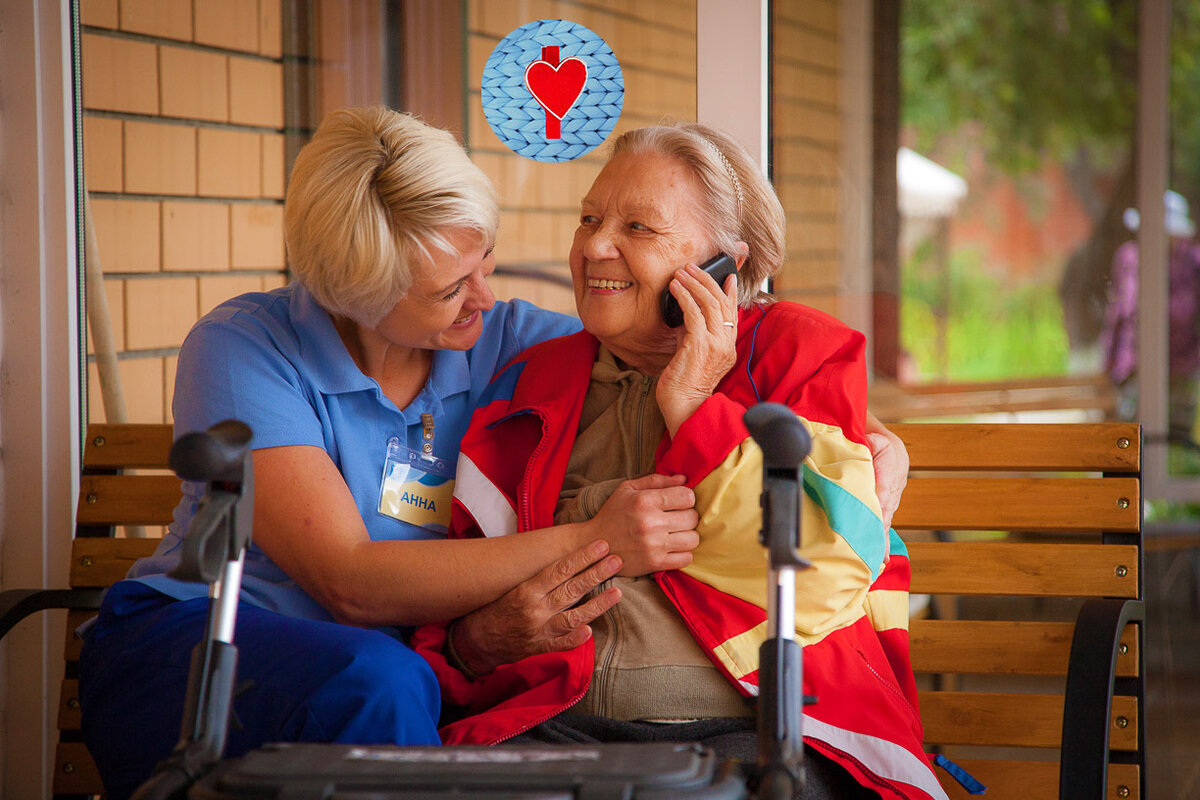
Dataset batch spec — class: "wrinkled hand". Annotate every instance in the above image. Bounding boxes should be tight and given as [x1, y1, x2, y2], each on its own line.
[450, 540, 623, 677]
[865, 413, 909, 533]
[586, 473, 700, 577]
[657, 265, 739, 437]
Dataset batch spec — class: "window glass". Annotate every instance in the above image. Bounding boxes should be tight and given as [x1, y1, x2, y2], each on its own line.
[896, 1, 1136, 425]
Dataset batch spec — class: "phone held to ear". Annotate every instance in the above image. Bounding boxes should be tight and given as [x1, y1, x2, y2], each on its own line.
[660, 252, 738, 328]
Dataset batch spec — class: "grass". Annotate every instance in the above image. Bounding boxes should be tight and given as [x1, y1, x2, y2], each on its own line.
[900, 244, 1070, 381]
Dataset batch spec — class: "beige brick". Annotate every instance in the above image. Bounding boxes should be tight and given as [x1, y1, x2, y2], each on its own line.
[81, 33, 158, 114]
[259, 0, 283, 58]
[81, 0, 118, 29]
[122, 357, 168, 423]
[230, 203, 284, 268]
[198, 128, 261, 198]
[163, 201, 231, 270]
[87, 356, 167, 423]
[120, 0, 192, 40]
[198, 274, 263, 316]
[86, 277, 125, 354]
[160, 45, 229, 122]
[194, 0, 259, 52]
[88, 198, 161, 272]
[83, 116, 123, 193]
[124, 120, 197, 195]
[164, 354, 179, 422]
[228, 57, 283, 128]
[261, 134, 285, 198]
[125, 276, 199, 350]
[261, 272, 288, 291]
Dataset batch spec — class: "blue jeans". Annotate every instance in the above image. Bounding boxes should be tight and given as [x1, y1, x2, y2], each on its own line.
[80, 581, 441, 800]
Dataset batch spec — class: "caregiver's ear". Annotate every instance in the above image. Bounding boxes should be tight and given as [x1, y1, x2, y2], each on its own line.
[732, 241, 749, 270]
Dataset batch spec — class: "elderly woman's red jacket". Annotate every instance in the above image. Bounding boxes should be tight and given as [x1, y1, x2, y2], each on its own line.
[411, 301, 948, 800]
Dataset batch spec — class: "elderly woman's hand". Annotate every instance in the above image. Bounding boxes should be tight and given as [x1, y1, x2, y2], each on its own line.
[657, 265, 740, 437]
[448, 540, 623, 676]
[585, 473, 700, 577]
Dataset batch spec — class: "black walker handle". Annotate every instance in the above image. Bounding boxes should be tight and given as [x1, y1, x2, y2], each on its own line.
[133, 420, 255, 800]
[744, 403, 813, 800]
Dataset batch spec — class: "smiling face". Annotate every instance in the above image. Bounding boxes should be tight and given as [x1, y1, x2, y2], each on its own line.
[570, 151, 716, 368]
[370, 227, 497, 352]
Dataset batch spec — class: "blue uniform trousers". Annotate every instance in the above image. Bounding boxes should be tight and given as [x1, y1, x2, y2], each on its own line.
[79, 581, 441, 800]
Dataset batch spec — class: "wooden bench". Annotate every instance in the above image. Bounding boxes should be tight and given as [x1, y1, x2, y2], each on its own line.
[0, 421, 1145, 800]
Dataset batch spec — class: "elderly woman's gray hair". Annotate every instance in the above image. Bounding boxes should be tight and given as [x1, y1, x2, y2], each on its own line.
[285, 106, 499, 327]
[608, 122, 786, 305]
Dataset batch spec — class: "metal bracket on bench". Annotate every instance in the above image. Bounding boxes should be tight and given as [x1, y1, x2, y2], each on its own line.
[0, 588, 105, 642]
[1059, 596, 1144, 800]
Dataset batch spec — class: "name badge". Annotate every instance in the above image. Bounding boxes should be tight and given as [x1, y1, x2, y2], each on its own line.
[378, 436, 454, 535]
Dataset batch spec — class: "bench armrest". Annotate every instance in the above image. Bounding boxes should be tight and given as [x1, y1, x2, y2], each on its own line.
[0, 588, 106, 642]
[1059, 597, 1144, 800]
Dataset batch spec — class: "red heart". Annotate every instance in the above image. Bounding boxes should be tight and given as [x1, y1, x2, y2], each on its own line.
[524, 57, 588, 120]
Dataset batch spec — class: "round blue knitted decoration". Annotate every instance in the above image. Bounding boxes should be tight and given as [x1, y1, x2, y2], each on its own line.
[481, 19, 624, 163]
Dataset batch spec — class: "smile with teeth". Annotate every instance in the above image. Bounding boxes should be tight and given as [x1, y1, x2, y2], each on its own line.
[587, 278, 633, 290]
[453, 311, 476, 324]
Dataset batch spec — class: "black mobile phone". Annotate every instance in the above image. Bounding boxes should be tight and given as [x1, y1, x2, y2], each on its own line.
[660, 252, 738, 328]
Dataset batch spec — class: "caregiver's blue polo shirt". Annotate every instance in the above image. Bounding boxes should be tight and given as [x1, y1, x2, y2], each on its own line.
[127, 283, 580, 621]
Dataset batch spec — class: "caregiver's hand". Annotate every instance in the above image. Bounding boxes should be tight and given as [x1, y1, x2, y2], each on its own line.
[865, 411, 909, 534]
[657, 264, 739, 437]
[448, 540, 623, 676]
[585, 473, 700, 577]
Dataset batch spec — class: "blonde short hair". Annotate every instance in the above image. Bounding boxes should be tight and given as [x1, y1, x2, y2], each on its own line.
[609, 122, 786, 306]
[285, 106, 499, 326]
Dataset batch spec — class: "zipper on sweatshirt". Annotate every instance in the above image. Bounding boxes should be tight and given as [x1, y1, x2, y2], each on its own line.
[517, 410, 552, 532]
[592, 578, 620, 717]
[634, 373, 653, 469]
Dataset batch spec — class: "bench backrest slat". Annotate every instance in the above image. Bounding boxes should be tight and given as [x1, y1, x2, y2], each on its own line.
[908, 619, 1139, 676]
[907, 541, 1138, 596]
[889, 422, 1139, 472]
[894, 477, 1140, 532]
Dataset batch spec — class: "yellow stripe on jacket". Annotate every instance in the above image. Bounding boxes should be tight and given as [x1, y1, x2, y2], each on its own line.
[683, 419, 886, 649]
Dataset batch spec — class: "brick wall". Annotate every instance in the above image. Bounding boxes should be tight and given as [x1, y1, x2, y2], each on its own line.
[81, 0, 287, 424]
[465, 0, 697, 315]
[79, 1, 847, 423]
[771, 0, 844, 319]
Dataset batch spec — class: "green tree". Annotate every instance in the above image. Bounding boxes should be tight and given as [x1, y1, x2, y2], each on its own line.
[901, 0, 1200, 352]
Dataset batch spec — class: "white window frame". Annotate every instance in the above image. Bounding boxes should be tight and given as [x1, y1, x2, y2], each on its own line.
[0, 1, 82, 796]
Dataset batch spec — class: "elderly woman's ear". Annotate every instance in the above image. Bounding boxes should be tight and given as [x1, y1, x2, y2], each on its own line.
[732, 241, 750, 271]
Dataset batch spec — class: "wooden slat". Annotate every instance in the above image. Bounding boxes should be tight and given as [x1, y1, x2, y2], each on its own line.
[919, 692, 1138, 750]
[54, 740, 103, 796]
[890, 422, 1140, 472]
[893, 477, 1140, 532]
[63, 609, 97, 662]
[937, 759, 1139, 800]
[908, 542, 1139, 597]
[910, 620, 1140, 677]
[58, 678, 81, 731]
[83, 423, 174, 469]
[69, 536, 161, 588]
[76, 474, 181, 526]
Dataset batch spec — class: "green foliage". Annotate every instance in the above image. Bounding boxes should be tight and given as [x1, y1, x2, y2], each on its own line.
[902, 0, 1137, 174]
[900, 246, 1069, 381]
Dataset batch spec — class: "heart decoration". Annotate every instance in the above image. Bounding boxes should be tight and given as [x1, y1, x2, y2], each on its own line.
[524, 57, 588, 120]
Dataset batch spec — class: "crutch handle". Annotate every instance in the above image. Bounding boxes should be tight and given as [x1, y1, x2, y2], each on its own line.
[170, 419, 253, 483]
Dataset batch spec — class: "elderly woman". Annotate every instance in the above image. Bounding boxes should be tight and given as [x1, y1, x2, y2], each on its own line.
[78, 107, 704, 800]
[414, 123, 944, 800]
